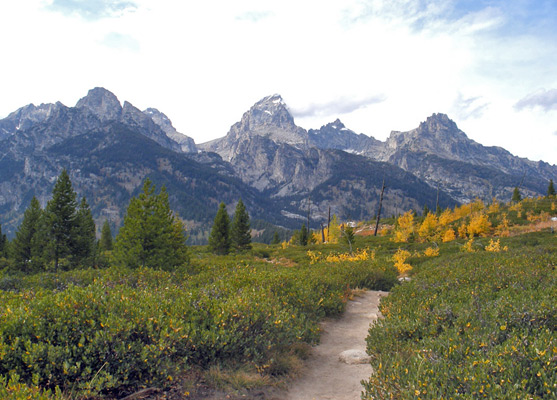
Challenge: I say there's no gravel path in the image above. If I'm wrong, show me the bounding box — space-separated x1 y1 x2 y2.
281 290 387 400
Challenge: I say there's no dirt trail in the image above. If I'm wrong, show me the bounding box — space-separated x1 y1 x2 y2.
281 290 387 400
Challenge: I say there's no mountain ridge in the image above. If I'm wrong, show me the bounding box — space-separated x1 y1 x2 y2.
1 88 555 243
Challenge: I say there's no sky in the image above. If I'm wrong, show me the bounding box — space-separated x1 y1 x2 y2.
1 0 556 164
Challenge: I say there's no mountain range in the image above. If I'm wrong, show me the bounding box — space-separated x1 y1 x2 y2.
0 88 554 243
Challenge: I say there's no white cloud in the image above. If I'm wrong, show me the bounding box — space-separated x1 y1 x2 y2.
514 89 557 112
451 93 490 120
46 0 137 20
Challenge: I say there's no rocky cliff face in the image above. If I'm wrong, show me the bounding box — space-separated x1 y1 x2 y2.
376 113 556 202
1 87 196 154
307 119 382 156
199 95 555 207
199 94 308 161
144 108 197 153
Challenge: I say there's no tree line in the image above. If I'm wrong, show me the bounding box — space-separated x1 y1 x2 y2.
0 170 189 273
0 170 260 273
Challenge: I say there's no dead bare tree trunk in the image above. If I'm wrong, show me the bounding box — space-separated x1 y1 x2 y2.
374 178 386 236
327 206 331 243
307 196 311 233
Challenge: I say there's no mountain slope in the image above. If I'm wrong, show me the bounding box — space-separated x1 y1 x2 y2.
377 114 555 202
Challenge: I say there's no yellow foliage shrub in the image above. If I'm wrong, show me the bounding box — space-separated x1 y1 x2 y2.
442 228 456 242
487 199 500 214
458 223 468 238
484 239 508 252
438 209 456 226
392 211 414 243
495 214 510 237
417 213 438 242
393 248 412 275
461 238 476 253
307 248 375 264
423 247 440 257
467 213 491 237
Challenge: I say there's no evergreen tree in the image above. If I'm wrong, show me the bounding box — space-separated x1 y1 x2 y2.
112 179 188 270
423 204 430 216
0 222 6 259
511 187 521 203
73 197 97 267
548 179 556 197
11 196 44 272
208 202 231 255
230 199 252 251
271 231 280 245
342 224 355 253
45 169 78 270
99 220 113 252
299 223 308 246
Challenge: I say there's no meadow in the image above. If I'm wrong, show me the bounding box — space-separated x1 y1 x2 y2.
0 196 556 399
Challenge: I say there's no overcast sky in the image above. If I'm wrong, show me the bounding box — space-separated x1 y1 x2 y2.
1 0 556 164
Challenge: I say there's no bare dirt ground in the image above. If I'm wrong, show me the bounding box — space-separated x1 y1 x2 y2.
277 290 387 400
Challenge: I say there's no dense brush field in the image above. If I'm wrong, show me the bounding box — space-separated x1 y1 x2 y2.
1 196 556 399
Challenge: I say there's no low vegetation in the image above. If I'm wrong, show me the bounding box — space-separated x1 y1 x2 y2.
0 176 555 398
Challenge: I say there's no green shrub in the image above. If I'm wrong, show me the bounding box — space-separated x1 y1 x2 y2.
364 246 556 399
1 254 397 397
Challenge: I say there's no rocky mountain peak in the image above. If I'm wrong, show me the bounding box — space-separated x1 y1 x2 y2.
419 113 460 137
143 108 197 153
246 93 296 131
325 119 347 131
75 87 122 122
144 108 171 129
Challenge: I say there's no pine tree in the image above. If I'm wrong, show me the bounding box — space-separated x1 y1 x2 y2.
112 179 188 270
548 179 556 197
45 169 78 270
271 231 280 245
11 196 44 272
299 223 308 246
342 224 355 253
423 204 430 216
0 222 6 259
99 220 113 252
208 202 231 255
230 199 252 251
511 187 521 203
73 197 97 267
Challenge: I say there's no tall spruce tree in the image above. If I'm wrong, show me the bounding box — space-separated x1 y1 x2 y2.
511 187 521 203
299 223 308 246
99 220 113 252
112 179 188 270
0 222 6 259
271 231 280 245
11 196 44 272
548 179 556 197
208 202 231 255
45 169 78 270
73 197 97 267
231 199 252 251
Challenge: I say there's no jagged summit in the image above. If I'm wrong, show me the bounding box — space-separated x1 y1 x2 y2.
75 87 122 122
198 94 308 161
386 113 472 155
143 108 197 153
0 102 63 140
